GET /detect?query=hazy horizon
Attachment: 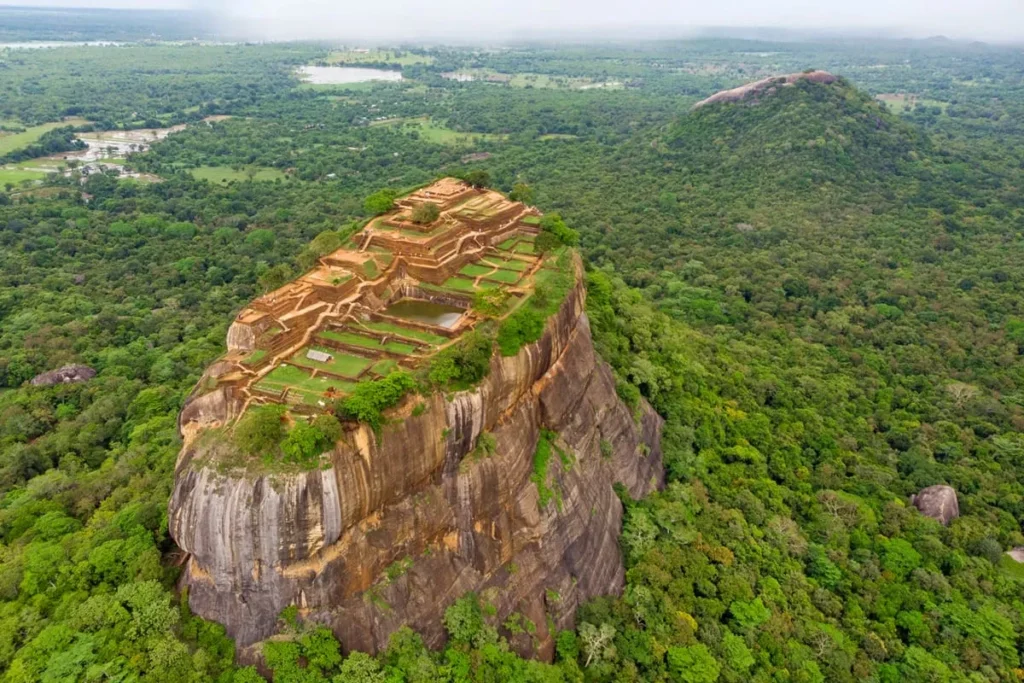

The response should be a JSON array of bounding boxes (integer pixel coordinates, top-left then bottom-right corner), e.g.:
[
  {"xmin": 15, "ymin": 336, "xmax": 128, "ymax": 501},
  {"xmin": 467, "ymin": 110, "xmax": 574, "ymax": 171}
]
[{"xmin": 4, "ymin": 0, "xmax": 1024, "ymax": 44}]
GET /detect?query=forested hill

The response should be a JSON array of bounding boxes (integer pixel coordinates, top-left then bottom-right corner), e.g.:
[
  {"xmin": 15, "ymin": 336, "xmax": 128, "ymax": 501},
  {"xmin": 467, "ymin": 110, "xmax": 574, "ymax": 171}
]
[
  {"xmin": 539, "ymin": 74, "xmax": 1024, "ymax": 681},
  {"xmin": 661, "ymin": 75, "xmax": 926, "ymax": 192}
]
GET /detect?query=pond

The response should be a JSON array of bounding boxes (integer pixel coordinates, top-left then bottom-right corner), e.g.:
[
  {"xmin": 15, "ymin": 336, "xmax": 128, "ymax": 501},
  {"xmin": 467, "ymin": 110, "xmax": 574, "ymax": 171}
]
[
  {"xmin": 298, "ymin": 66, "xmax": 403, "ymax": 85},
  {"xmin": 383, "ymin": 299, "xmax": 464, "ymax": 329}
]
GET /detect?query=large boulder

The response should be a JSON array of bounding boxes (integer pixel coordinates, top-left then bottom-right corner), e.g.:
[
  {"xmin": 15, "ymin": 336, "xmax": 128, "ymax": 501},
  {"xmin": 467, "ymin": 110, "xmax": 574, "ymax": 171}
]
[
  {"xmin": 910, "ymin": 485, "xmax": 959, "ymax": 525},
  {"xmin": 30, "ymin": 364, "xmax": 96, "ymax": 387},
  {"xmin": 692, "ymin": 70, "xmax": 838, "ymax": 109}
]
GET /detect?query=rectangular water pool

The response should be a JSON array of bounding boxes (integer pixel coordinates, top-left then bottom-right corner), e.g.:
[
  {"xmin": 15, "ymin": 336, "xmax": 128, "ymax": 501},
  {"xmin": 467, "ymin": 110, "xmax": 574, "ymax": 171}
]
[{"xmin": 382, "ymin": 299, "xmax": 464, "ymax": 329}]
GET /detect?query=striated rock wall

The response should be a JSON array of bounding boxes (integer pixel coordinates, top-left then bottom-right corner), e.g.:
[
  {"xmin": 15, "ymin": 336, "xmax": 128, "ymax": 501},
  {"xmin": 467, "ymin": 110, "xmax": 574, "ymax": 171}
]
[{"xmin": 168, "ymin": 270, "xmax": 663, "ymax": 660}]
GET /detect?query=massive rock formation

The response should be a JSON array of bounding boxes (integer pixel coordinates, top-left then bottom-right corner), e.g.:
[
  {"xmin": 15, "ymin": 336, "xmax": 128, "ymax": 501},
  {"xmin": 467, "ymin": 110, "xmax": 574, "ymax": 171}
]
[
  {"xmin": 168, "ymin": 271, "xmax": 663, "ymax": 660},
  {"xmin": 911, "ymin": 484, "xmax": 959, "ymax": 525},
  {"xmin": 693, "ymin": 70, "xmax": 838, "ymax": 109}
]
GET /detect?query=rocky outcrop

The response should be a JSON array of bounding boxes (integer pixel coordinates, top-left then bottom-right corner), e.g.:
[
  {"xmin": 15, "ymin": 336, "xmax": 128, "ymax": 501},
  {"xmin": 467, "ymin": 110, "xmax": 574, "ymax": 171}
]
[
  {"xmin": 1006, "ymin": 547, "xmax": 1024, "ymax": 563},
  {"xmin": 911, "ymin": 485, "xmax": 959, "ymax": 525},
  {"xmin": 693, "ymin": 70, "xmax": 838, "ymax": 109},
  {"xmin": 30, "ymin": 364, "xmax": 96, "ymax": 387},
  {"xmin": 168, "ymin": 271, "xmax": 663, "ymax": 660}
]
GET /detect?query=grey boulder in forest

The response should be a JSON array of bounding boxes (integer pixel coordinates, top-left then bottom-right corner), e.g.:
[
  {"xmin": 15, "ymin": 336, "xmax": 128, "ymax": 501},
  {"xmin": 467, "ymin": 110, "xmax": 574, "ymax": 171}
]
[
  {"xmin": 30, "ymin": 364, "xmax": 96, "ymax": 387},
  {"xmin": 910, "ymin": 484, "xmax": 959, "ymax": 525}
]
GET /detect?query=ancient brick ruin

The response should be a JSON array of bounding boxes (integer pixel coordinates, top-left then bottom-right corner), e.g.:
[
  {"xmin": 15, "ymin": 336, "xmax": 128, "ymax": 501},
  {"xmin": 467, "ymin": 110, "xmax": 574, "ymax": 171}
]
[{"xmin": 197, "ymin": 178, "xmax": 547, "ymax": 422}]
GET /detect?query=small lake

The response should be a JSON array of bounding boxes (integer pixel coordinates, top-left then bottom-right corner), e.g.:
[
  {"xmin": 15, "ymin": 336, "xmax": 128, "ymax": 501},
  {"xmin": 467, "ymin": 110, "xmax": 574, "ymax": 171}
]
[
  {"xmin": 383, "ymin": 299, "xmax": 464, "ymax": 329},
  {"xmin": 298, "ymin": 66, "xmax": 403, "ymax": 85}
]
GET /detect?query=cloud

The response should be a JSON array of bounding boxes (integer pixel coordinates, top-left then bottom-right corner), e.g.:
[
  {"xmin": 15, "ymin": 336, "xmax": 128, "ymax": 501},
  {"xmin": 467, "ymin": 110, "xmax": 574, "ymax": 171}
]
[
  {"xmin": 195, "ymin": 0, "xmax": 1024, "ymax": 43},
  {"xmin": 14, "ymin": 0, "xmax": 1024, "ymax": 43}
]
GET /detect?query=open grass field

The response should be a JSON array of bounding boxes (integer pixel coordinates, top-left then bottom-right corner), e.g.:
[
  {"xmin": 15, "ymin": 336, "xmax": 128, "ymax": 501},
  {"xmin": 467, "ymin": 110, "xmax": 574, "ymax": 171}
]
[
  {"xmin": 483, "ymin": 256, "xmax": 529, "ymax": 271},
  {"xmin": 459, "ymin": 264, "xmax": 494, "ymax": 277},
  {"xmin": 436, "ymin": 277, "xmax": 498, "ymax": 294},
  {"xmin": 242, "ymin": 349, "xmax": 268, "ymax": 366},
  {"xmin": 360, "ymin": 321, "xmax": 448, "ymax": 345},
  {"xmin": 440, "ymin": 277, "xmax": 477, "ymax": 293},
  {"xmin": 483, "ymin": 269, "xmax": 522, "ymax": 284},
  {"xmin": 320, "ymin": 330, "xmax": 417, "ymax": 355},
  {"xmin": 876, "ymin": 93, "xmax": 949, "ymax": 114},
  {"xmin": 0, "ymin": 167, "xmax": 45, "ymax": 186},
  {"xmin": 325, "ymin": 49, "xmax": 434, "ymax": 66},
  {"xmin": 370, "ymin": 359, "xmax": 399, "ymax": 377},
  {"xmin": 998, "ymin": 554, "xmax": 1024, "ymax": 580},
  {"xmin": 506, "ymin": 73, "xmax": 624, "ymax": 90},
  {"xmin": 0, "ymin": 118, "xmax": 88, "ymax": 156},
  {"xmin": 191, "ymin": 166, "xmax": 287, "ymax": 183},
  {"xmin": 299, "ymin": 81, "xmax": 382, "ymax": 93},
  {"xmin": 255, "ymin": 364, "xmax": 340, "ymax": 397},
  {"xmin": 496, "ymin": 258, "xmax": 529, "ymax": 272},
  {"xmin": 288, "ymin": 346, "xmax": 372, "ymax": 378},
  {"xmin": 373, "ymin": 116, "xmax": 505, "ymax": 147}
]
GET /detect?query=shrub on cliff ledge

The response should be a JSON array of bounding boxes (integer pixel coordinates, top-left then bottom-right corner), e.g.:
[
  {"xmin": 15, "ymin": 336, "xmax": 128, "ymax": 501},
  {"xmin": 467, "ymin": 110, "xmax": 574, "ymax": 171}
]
[
  {"xmin": 497, "ymin": 307, "xmax": 545, "ymax": 356},
  {"xmin": 337, "ymin": 371, "xmax": 416, "ymax": 432},
  {"xmin": 425, "ymin": 330, "xmax": 493, "ymax": 390},
  {"xmin": 363, "ymin": 188, "xmax": 396, "ymax": 215},
  {"xmin": 535, "ymin": 213, "xmax": 579, "ymax": 253},
  {"xmin": 234, "ymin": 403, "xmax": 287, "ymax": 455},
  {"xmin": 233, "ymin": 405, "xmax": 341, "ymax": 467},
  {"xmin": 280, "ymin": 415, "xmax": 341, "ymax": 466},
  {"xmin": 496, "ymin": 249, "xmax": 574, "ymax": 357}
]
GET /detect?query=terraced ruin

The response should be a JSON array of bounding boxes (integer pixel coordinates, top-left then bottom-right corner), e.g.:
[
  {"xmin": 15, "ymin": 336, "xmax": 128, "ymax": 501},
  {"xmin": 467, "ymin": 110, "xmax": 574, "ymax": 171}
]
[{"xmin": 199, "ymin": 177, "xmax": 552, "ymax": 424}]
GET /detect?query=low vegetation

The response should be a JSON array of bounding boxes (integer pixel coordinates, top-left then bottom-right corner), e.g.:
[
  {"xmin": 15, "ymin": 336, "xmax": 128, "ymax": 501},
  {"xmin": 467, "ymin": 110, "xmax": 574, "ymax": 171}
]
[
  {"xmin": 335, "ymin": 371, "xmax": 416, "ymax": 433},
  {"xmin": 190, "ymin": 165, "xmax": 288, "ymax": 184},
  {"xmin": 410, "ymin": 201, "xmax": 440, "ymax": 224},
  {"xmin": 234, "ymin": 404, "xmax": 341, "ymax": 467}
]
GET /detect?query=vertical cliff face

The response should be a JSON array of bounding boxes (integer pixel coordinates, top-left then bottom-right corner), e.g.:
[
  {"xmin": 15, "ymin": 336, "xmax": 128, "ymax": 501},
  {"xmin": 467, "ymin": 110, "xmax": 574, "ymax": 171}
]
[{"xmin": 168, "ymin": 274, "xmax": 663, "ymax": 659}]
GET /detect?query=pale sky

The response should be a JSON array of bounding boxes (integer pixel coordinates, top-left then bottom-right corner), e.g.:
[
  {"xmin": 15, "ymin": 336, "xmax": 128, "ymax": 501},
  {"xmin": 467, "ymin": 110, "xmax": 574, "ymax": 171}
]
[{"xmin": 12, "ymin": 0, "xmax": 1024, "ymax": 43}]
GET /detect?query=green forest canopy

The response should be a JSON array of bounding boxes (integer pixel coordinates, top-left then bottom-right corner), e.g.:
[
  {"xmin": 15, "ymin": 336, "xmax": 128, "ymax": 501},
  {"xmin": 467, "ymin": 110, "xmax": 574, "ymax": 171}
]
[{"xmin": 0, "ymin": 33, "xmax": 1023, "ymax": 682}]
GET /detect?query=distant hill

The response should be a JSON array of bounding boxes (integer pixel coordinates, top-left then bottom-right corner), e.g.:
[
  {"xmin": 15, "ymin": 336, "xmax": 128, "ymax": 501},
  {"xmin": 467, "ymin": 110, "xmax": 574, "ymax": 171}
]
[
  {"xmin": 661, "ymin": 72, "xmax": 927, "ymax": 192},
  {"xmin": 0, "ymin": 6, "xmax": 212, "ymax": 42},
  {"xmin": 692, "ymin": 70, "xmax": 839, "ymax": 108}
]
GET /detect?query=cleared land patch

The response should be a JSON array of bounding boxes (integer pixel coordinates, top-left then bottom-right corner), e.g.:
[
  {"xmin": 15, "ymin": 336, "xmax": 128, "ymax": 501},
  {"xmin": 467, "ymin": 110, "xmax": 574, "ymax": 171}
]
[
  {"xmin": 320, "ymin": 330, "xmax": 417, "ymax": 355},
  {"xmin": 359, "ymin": 321, "xmax": 448, "ymax": 346},
  {"xmin": 370, "ymin": 359, "xmax": 400, "ymax": 377},
  {"xmin": 0, "ymin": 118, "xmax": 88, "ymax": 156},
  {"xmin": 372, "ymin": 116, "xmax": 505, "ymax": 146},
  {"xmin": 483, "ymin": 269, "xmax": 521, "ymax": 284},
  {"xmin": 324, "ymin": 49, "xmax": 434, "ymax": 66},
  {"xmin": 255, "ymin": 365, "xmax": 350, "ymax": 402},
  {"xmin": 876, "ymin": 93, "xmax": 948, "ymax": 114},
  {"xmin": 0, "ymin": 167, "xmax": 46, "ymax": 186},
  {"xmin": 288, "ymin": 346, "xmax": 373, "ymax": 378},
  {"xmin": 191, "ymin": 166, "xmax": 288, "ymax": 183}
]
